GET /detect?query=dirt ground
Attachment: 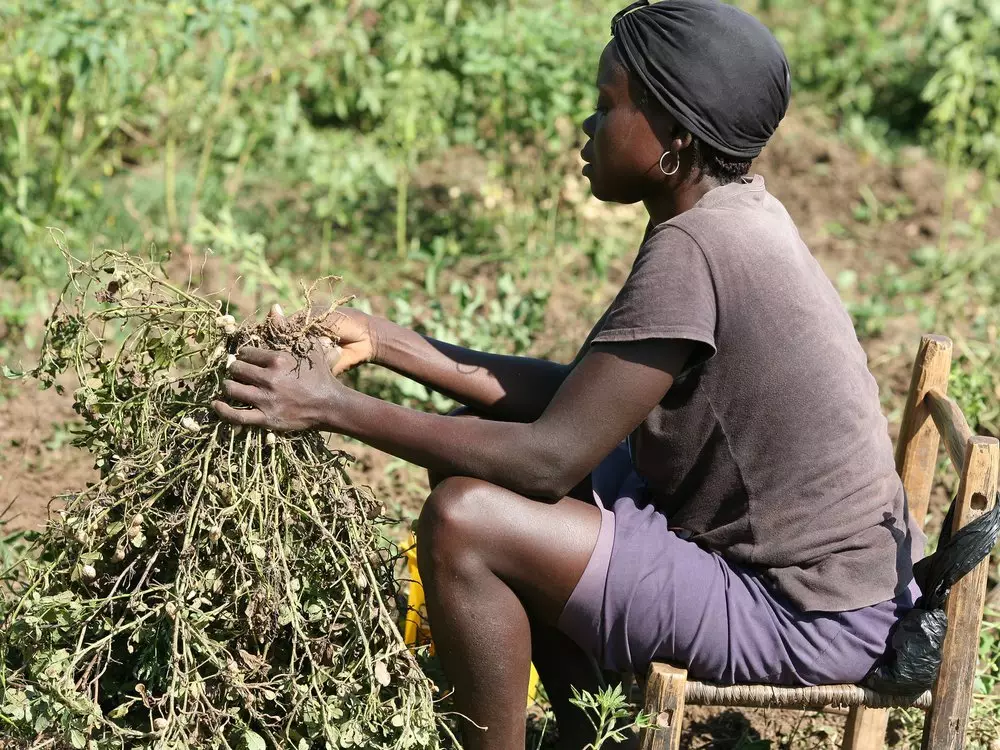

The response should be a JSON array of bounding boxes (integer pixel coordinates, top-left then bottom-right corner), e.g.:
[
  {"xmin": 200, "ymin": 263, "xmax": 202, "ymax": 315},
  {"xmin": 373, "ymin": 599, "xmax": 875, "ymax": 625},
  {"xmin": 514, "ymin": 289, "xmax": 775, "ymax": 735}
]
[{"xmin": 0, "ymin": 104, "xmax": 992, "ymax": 747}]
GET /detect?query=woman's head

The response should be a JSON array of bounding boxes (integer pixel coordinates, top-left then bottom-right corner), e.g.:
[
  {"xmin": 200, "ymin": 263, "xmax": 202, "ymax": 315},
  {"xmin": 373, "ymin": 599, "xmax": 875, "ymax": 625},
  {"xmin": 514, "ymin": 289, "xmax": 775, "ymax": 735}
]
[{"xmin": 581, "ymin": 0, "xmax": 790, "ymax": 205}]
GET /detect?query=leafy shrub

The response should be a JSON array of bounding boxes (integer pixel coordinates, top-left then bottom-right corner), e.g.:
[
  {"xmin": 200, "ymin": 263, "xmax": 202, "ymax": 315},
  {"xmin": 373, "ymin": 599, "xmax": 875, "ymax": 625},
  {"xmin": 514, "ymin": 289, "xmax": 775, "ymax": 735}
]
[
  {"xmin": 762, "ymin": 0, "xmax": 932, "ymax": 137},
  {"xmin": 757, "ymin": 0, "xmax": 1000, "ymax": 176},
  {"xmin": 0, "ymin": 0, "xmax": 256, "ymax": 282},
  {"xmin": 0, "ymin": 1, "xmax": 606, "ymax": 332},
  {"xmin": 921, "ymin": 0, "xmax": 1000, "ymax": 178}
]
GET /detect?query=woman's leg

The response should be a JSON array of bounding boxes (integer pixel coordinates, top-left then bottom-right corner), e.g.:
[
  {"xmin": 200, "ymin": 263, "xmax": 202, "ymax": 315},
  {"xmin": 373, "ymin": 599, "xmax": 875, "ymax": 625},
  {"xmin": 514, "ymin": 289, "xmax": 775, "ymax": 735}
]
[
  {"xmin": 417, "ymin": 475, "xmax": 603, "ymax": 750},
  {"xmin": 528, "ymin": 617, "xmax": 613, "ymax": 749}
]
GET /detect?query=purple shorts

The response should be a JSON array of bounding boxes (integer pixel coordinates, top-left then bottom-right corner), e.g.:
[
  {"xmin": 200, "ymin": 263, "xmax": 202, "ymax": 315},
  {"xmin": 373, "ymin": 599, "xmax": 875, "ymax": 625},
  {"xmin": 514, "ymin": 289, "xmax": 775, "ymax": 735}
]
[{"xmin": 557, "ymin": 444, "xmax": 918, "ymax": 685}]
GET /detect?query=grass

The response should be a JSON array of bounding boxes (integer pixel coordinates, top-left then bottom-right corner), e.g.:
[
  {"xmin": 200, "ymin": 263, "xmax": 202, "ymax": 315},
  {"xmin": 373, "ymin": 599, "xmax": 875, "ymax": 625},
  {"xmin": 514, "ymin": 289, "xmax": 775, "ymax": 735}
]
[{"xmin": 842, "ymin": 241, "xmax": 1000, "ymax": 437}]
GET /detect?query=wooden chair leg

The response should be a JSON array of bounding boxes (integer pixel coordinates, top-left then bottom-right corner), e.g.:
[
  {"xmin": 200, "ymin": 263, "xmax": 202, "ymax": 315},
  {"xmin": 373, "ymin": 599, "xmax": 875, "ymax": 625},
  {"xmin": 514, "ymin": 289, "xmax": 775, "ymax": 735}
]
[
  {"xmin": 921, "ymin": 438, "xmax": 999, "ymax": 750},
  {"xmin": 640, "ymin": 663, "xmax": 687, "ymax": 750},
  {"xmin": 842, "ymin": 706, "xmax": 888, "ymax": 750}
]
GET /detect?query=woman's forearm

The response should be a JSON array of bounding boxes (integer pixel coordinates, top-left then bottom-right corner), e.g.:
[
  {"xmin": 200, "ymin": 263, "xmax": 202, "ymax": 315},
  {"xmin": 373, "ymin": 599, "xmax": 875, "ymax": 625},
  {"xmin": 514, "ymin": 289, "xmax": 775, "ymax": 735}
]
[
  {"xmin": 334, "ymin": 387, "xmax": 567, "ymax": 498},
  {"xmin": 373, "ymin": 318, "xmax": 570, "ymax": 422},
  {"xmin": 215, "ymin": 334, "xmax": 680, "ymax": 500}
]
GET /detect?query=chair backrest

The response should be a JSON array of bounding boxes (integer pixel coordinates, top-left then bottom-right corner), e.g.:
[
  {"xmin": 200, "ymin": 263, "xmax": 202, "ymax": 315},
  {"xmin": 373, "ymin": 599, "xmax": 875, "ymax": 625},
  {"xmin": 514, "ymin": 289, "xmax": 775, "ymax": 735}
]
[{"xmin": 894, "ymin": 334, "xmax": 1000, "ymax": 748}]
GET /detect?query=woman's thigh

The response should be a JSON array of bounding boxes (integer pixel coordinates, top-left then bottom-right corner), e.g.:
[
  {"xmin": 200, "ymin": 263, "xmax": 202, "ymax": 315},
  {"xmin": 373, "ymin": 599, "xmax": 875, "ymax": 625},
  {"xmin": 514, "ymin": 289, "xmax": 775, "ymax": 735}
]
[{"xmin": 599, "ymin": 492, "xmax": 903, "ymax": 685}]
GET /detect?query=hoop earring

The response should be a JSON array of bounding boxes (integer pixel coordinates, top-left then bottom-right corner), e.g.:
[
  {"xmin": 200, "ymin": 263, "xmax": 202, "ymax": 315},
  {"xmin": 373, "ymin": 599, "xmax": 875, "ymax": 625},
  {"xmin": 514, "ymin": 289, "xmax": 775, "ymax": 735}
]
[{"xmin": 659, "ymin": 151, "xmax": 680, "ymax": 176}]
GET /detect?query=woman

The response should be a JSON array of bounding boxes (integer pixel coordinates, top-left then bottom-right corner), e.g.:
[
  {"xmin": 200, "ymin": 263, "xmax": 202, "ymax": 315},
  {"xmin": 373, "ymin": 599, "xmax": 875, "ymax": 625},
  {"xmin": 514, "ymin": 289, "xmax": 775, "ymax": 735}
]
[{"xmin": 214, "ymin": 2, "xmax": 923, "ymax": 748}]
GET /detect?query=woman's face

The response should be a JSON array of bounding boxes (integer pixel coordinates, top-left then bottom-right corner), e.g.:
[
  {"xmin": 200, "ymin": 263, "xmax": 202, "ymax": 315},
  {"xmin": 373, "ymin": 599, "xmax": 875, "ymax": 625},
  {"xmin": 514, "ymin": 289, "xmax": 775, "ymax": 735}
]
[{"xmin": 581, "ymin": 42, "xmax": 673, "ymax": 203}]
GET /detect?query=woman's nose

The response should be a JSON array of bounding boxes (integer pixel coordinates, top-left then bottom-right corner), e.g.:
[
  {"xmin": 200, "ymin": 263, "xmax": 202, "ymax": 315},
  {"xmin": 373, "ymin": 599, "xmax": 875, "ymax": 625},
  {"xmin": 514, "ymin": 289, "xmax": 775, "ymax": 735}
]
[{"xmin": 582, "ymin": 113, "xmax": 596, "ymax": 138}]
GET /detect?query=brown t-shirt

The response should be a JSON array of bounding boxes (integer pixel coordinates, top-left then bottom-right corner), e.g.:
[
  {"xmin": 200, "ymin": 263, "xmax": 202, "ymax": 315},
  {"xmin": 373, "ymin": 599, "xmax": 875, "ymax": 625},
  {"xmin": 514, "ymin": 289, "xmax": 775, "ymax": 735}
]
[{"xmin": 577, "ymin": 175, "xmax": 923, "ymax": 613}]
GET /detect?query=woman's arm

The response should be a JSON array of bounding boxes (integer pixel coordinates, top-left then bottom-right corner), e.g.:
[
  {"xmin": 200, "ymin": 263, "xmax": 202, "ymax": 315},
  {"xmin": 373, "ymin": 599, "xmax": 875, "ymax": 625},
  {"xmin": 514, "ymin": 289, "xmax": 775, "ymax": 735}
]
[
  {"xmin": 213, "ymin": 337, "xmax": 693, "ymax": 499},
  {"xmin": 327, "ymin": 307, "xmax": 570, "ymax": 423},
  {"xmin": 374, "ymin": 317, "xmax": 570, "ymax": 422}
]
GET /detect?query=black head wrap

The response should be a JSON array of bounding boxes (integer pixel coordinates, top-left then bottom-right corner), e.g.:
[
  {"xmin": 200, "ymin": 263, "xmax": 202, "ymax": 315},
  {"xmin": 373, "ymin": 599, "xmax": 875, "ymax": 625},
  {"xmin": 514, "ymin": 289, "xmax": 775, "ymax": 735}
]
[{"xmin": 611, "ymin": 0, "xmax": 791, "ymax": 159}]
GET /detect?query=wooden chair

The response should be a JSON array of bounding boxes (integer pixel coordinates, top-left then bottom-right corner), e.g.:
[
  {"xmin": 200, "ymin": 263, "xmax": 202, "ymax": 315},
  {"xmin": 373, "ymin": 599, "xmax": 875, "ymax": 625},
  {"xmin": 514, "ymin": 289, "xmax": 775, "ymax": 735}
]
[{"xmin": 640, "ymin": 335, "xmax": 1000, "ymax": 750}]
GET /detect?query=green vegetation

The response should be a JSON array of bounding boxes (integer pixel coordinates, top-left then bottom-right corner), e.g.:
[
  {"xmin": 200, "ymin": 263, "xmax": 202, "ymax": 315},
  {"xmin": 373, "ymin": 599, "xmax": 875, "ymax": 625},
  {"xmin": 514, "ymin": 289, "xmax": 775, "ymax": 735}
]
[
  {"xmin": 843, "ymin": 241, "xmax": 1000, "ymax": 436},
  {"xmin": 0, "ymin": 525, "xmax": 36, "ymax": 580},
  {"xmin": 2, "ymin": 0, "xmax": 999, "ymax": 747},
  {"xmin": 0, "ymin": 0, "xmax": 615, "ymax": 354},
  {"xmin": 568, "ymin": 684, "xmax": 651, "ymax": 750},
  {"xmin": 3, "ymin": 0, "xmax": 998, "ymax": 417},
  {"xmin": 764, "ymin": 0, "xmax": 1000, "ymax": 173}
]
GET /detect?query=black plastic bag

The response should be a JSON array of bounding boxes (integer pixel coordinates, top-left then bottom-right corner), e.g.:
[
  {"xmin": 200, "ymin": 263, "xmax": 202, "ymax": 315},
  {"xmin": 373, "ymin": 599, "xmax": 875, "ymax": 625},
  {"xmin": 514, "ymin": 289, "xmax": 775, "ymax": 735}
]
[{"xmin": 864, "ymin": 494, "xmax": 1000, "ymax": 694}]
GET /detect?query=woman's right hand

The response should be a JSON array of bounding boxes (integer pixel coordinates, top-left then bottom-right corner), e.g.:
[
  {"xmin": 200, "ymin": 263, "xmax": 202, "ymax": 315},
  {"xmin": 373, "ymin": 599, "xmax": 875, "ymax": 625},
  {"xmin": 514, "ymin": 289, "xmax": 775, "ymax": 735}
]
[{"xmin": 322, "ymin": 306, "xmax": 382, "ymax": 375}]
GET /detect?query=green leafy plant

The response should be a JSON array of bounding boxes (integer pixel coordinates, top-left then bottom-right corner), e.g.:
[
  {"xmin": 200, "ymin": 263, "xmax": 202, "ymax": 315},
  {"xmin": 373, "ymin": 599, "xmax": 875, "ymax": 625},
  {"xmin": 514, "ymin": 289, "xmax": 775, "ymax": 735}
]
[
  {"xmin": 920, "ymin": 0, "xmax": 1000, "ymax": 245},
  {"xmin": 355, "ymin": 273, "xmax": 549, "ymax": 412},
  {"xmin": 568, "ymin": 683, "xmax": 651, "ymax": 750},
  {"xmin": 755, "ymin": 0, "xmax": 1000, "ymax": 181},
  {"xmin": 0, "ymin": 524, "xmax": 37, "ymax": 595},
  {"xmin": 760, "ymin": 0, "xmax": 931, "ymax": 140},
  {"xmin": 844, "ymin": 241, "xmax": 1000, "ymax": 437}
]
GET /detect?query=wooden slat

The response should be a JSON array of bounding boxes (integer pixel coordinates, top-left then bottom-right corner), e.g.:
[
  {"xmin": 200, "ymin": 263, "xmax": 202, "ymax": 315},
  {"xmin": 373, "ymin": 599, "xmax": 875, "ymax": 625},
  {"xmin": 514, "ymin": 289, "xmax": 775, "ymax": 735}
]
[
  {"xmin": 927, "ymin": 388, "xmax": 974, "ymax": 473},
  {"xmin": 640, "ymin": 663, "xmax": 687, "ymax": 750},
  {"xmin": 895, "ymin": 335, "xmax": 953, "ymax": 528},
  {"xmin": 842, "ymin": 706, "xmax": 889, "ymax": 750},
  {"xmin": 921, "ymin": 436, "xmax": 1000, "ymax": 750}
]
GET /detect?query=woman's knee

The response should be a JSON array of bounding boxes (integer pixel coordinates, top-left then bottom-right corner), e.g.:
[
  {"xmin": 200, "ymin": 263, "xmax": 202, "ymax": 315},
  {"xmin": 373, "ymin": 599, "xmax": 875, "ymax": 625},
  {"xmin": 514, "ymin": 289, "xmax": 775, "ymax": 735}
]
[{"xmin": 417, "ymin": 476, "xmax": 496, "ymax": 574}]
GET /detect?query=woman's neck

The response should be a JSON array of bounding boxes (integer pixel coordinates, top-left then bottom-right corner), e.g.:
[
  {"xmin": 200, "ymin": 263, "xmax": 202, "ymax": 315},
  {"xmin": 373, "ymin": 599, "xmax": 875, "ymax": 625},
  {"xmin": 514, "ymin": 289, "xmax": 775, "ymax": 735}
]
[{"xmin": 643, "ymin": 176, "xmax": 724, "ymax": 227}]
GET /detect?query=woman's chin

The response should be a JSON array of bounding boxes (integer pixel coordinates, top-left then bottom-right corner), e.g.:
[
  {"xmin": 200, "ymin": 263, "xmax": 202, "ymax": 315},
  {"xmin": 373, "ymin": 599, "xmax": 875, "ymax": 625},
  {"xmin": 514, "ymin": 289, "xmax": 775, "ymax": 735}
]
[
  {"xmin": 582, "ymin": 169, "xmax": 604, "ymax": 199},
  {"xmin": 583, "ymin": 169, "xmax": 622, "ymax": 203},
  {"xmin": 586, "ymin": 181, "xmax": 612, "ymax": 202}
]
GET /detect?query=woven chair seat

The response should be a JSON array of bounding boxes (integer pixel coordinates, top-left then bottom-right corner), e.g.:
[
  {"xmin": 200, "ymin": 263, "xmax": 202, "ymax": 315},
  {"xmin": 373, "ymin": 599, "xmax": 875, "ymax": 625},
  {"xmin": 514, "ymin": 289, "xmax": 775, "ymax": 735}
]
[{"xmin": 684, "ymin": 680, "xmax": 933, "ymax": 710}]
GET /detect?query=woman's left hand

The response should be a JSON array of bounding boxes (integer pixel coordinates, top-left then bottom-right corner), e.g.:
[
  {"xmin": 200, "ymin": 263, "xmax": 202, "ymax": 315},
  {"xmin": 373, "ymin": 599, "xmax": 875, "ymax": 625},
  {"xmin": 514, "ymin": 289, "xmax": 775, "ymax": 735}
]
[{"xmin": 212, "ymin": 341, "xmax": 344, "ymax": 432}]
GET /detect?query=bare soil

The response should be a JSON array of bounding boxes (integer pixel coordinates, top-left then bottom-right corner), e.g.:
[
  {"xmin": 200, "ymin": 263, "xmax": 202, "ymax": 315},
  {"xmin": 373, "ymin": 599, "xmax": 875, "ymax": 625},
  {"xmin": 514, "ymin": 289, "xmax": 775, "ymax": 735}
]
[{"xmin": 0, "ymin": 379, "xmax": 95, "ymax": 531}]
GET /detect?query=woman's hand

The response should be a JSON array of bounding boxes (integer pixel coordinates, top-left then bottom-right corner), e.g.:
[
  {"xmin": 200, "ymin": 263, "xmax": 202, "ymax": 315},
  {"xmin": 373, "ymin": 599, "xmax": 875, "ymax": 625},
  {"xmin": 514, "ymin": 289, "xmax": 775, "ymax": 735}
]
[
  {"xmin": 212, "ymin": 341, "xmax": 346, "ymax": 433},
  {"xmin": 313, "ymin": 305, "xmax": 381, "ymax": 375}
]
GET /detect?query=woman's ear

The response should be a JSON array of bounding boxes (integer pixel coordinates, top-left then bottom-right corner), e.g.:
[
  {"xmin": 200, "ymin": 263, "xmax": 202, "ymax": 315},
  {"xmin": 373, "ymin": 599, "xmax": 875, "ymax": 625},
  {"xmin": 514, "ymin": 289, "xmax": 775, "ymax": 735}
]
[{"xmin": 670, "ymin": 131, "xmax": 693, "ymax": 154}]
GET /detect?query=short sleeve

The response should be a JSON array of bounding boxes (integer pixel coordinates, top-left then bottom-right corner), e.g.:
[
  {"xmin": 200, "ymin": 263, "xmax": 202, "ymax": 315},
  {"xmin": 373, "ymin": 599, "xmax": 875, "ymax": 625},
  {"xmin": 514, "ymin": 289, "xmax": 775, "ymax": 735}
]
[{"xmin": 591, "ymin": 226, "xmax": 717, "ymax": 365}]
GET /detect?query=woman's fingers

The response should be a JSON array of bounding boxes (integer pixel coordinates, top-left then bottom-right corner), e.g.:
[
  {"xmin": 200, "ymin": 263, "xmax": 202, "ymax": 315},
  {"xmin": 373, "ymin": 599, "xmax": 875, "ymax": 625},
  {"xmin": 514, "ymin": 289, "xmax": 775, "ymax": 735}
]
[
  {"xmin": 227, "ymin": 359, "xmax": 270, "ymax": 386},
  {"xmin": 220, "ymin": 379, "xmax": 264, "ymax": 406},
  {"xmin": 212, "ymin": 400, "xmax": 268, "ymax": 427},
  {"xmin": 232, "ymin": 341, "xmax": 337, "ymax": 379},
  {"xmin": 331, "ymin": 348, "xmax": 363, "ymax": 376},
  {"xmin": 235, "ymin": 347, "xmax": 280, "ymax": 368},
  {"xmin": 325, "ymin": 344, "xmax": 344, "ymax": 372},
  {"xmin": 313, "ymin": 336, "xmax": 342, "ymax": 366}
]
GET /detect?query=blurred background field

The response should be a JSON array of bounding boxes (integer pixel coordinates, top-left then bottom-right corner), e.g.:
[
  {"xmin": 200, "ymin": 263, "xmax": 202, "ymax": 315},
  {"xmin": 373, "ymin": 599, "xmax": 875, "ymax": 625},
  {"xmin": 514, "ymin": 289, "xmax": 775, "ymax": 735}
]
[{"xmin": 1, "ymin": 1, "xmax": 999, "ymax": 746}]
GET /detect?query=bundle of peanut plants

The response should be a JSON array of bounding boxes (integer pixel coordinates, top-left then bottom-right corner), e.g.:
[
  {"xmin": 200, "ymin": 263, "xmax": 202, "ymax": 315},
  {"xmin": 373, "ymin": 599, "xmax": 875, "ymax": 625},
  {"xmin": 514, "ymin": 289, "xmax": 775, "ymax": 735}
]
[{"xmin": 0, "ymin": 246, "xmax": 438, "ymax": 750}]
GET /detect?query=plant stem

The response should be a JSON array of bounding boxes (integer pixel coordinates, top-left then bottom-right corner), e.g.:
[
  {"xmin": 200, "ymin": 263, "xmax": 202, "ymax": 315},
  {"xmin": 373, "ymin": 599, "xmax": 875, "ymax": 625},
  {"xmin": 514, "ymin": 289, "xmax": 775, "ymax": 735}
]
[
  {"xmin": 188, "ymin": 52, "xmax": 240, "ymax": 228},
  {"xmin": 165, "ymin": 75, "xmax": 180, "ymax": 238},
  {"xmin": 15, "ymin": 92, "xmax": 32, "ymax": 213},
  {"xmin": 396, "ymin": 167, "xmax": 409, "ymax": 259},
  {"xmin": 938, "ymin": 55, "xmax": 976, "ymax": 254},
  {"xmin": 321, "ymin": 220, "xmax": 333, "ymax": 274},
  {"xmin": 52, "ymin": 118, "xmax": 120, "ymax": 211}
]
